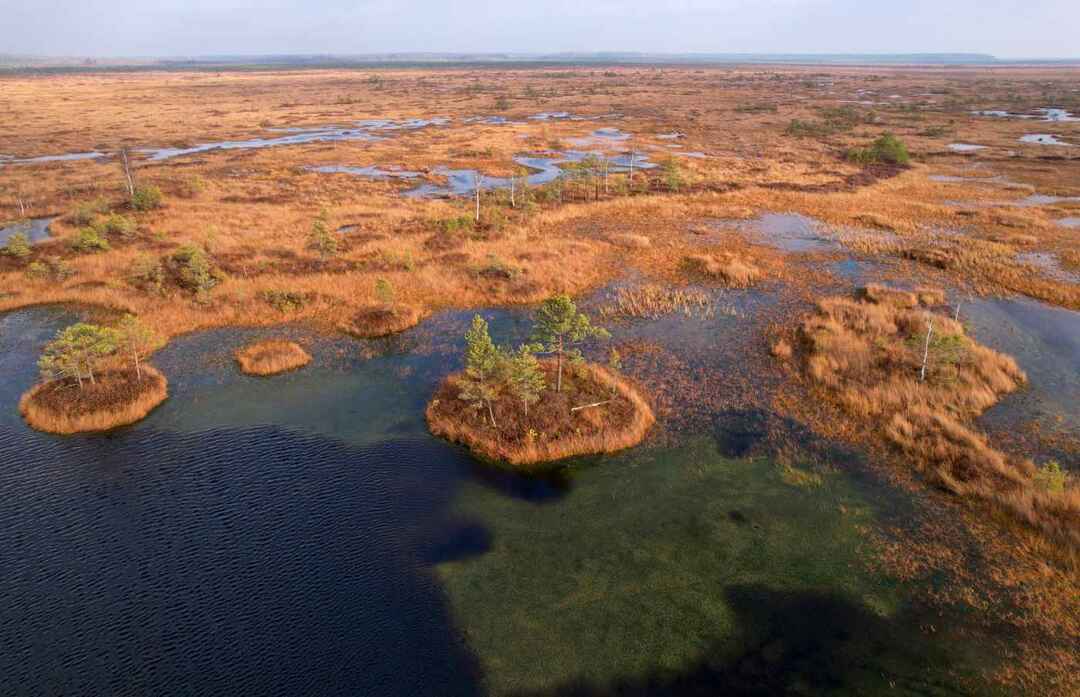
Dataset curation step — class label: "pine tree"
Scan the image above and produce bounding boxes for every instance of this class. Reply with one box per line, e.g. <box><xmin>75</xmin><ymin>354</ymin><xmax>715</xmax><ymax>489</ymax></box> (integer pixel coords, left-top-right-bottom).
<box><xmin>531</xmin><ymin>294</ymin><xmax>610</xmax><ymax>392</ymax></box>
<box><xmin>507</xmin><ymin>344</ymin><xmax>545</xmax><ymax>417</ymax></box>
<box><xmin>38</xmin><ymin>323</ymin><xmax>120</xmax><ymax>388</ymax></box>
<box><xmin>459</xmin><ymin>315</ymin><xmax>504</xmax><ymax>428</ymax></box>
<box><xmin>116</xmin><ymin>314</ymin><xmax>159</xmax><ymax>380</ymax></box>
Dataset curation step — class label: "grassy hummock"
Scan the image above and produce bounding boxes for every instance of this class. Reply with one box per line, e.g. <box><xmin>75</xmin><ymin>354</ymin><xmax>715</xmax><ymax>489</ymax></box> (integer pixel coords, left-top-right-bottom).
<box><xmin>235</xmin><ymin>339</ymin><xmax>312</xmax><ymax>376</ymax></box>
<box><xmin>19</xmin><ymin>366</ymin><xmax>168</xmax><ymax>434</ymax></box>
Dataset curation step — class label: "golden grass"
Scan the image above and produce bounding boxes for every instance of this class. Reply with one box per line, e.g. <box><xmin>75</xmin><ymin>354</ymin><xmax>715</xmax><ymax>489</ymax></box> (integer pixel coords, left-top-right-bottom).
<box><xmin>235</xmin><ymin>339</ymin><xmax>312</xmax><ymax>376</ymax></box>
<box><xmin>793</xmin><ymin>288</ymin><xmax>1078</xmax><ymax>544</ymax></box>
<box><xmin>426</xmin><ymin>361</ymin><xmax>654</xmax><ymax>469</ymax></box>
<box><xmin>682</xmin><ymin>252</ymin><xmax>763</xmax><ymax>288</ymax></box>
<box><xmin>599</xmin><ymin>284</ymin><xmax>712</xmax><ymax>319</ymax></box>
<box><xmin>19</xmin><ymin>366</ymin><xmax>168</xmax><ymax>434</ymax></box>
<box><xmin>341</xmin><ymin>305</ymin><xmax>425</xmax><ymax>338</ymax></box>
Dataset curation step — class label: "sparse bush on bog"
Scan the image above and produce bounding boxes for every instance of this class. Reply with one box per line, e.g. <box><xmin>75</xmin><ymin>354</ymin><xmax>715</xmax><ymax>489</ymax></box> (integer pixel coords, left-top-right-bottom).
<box><xmin>95</xmin><ymin>213</ymin><xmax>136</xmax><ymax>238</ymax></box>
<box><xmin>260</xmin><ymin>289</ymin><xmax>308</xmax><ymax>313</ymax></box>
<box><xmin>70</xmin><ymin>197</ymin><xmax>108</xmax><ymax>226</ymax></box>
<box><xmin>847</xmin><ymin>133</ymin><xmax>911</xmax><ymax>166</ymax></box>
<box><xmin>27</xmin><ymin>257</ymin><xmax>75</xmax><ymax>282</ymax></box>
<box><xmin>128</xmin><ymin>255</ymin><xmax>165</xmax><ymax>294</ymax></box>
<box><xmin>170</xmin><ymin>244</ymin><xmax>223</xmax><ymax>296</ymax></box>
<box><xmin>70</xmin><ymin>228</ymin><xmax>111</xmax><ymax>253</ymax></box>
<box><xmin>2</xmin><ymin>231</ymin><xmax>31</xmax><ymax>258</ymax></box>
<box><xmin>131</xmin><ymin>185</ymin><xmax>163</xmax><ymax>211</ymax></box>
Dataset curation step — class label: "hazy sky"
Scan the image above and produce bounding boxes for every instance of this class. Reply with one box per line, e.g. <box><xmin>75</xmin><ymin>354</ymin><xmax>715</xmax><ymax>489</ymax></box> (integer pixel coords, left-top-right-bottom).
<box><xmin>3</xmin><ymin>0</ymin><xmax>1077</xmax><ymax>59</ymax></box>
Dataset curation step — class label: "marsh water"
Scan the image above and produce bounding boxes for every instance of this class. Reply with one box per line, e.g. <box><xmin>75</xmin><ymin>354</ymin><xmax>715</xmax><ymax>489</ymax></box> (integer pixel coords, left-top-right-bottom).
<box><xmin>1</xmin><ymin>276</ymin><xmax>1041</xmax><ymax>696</ymax></box>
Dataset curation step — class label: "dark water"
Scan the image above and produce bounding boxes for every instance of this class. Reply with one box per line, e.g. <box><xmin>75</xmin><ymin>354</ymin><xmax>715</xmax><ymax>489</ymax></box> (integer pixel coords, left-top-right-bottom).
<box><xmin>0</xmin><ymin>301</ymin><xmax>1007</xmax><ymax>696</ymax></box>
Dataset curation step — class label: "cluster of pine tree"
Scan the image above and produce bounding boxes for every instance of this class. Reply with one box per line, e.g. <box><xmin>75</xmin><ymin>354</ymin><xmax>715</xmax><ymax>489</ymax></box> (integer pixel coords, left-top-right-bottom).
<box><xmin>459</xmin><ymin>294</ymin><xmax>609</xmax><ymax>428</ymax></box>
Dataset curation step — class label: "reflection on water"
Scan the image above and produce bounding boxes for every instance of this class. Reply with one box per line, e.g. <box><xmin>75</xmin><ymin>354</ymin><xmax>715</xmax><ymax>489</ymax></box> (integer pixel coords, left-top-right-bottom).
<box><xmin>0</xmin><ymin>217</ymin><xmax>55</xmax><ymax>245</ymax></box>
<box><xmin>1020</xmin><ymin>134</ymin><xmax>1073</xmax><ymax>146</ymax></box>
<box><xmin>0</xmin><ymin>301</ymin><xmax>1012</xmax><ymax>696</ymax></box>
<box><xmin>316</xmin><ymin>150</ymin><xmax>657</xmax><ymax>199</ymax></box>
<box><xmin>966</xmin><ymin>296</ymin><xmax>1080</xmax><ymax>439</ymax></box>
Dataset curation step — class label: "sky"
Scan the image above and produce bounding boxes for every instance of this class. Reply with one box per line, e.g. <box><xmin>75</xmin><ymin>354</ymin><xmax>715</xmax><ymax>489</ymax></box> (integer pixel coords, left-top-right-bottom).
<box><xmin>3</xmin><ymin>0</ymin><xmax>1077</xmax><ymax>59</ymax></box>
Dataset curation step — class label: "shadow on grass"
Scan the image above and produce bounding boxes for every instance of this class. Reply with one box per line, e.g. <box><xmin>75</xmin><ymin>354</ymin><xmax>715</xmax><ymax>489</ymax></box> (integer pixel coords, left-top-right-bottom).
<box><xmin>515</xmin><ymin>584</ymin><xmax>973</xmax><ymax>697</ymax></box>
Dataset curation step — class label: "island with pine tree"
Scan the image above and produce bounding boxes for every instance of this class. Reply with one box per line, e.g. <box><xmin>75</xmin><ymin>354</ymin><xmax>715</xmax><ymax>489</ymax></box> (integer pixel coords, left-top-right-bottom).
<box><xmin>426</xmin><ymin>294</ymin><xmax>655</xmax><ymax>468</ymax></box>
<box><xmin>19</xmin><ymin>315</ymin><xmax>169</xmax><ymax>434</ymax></box>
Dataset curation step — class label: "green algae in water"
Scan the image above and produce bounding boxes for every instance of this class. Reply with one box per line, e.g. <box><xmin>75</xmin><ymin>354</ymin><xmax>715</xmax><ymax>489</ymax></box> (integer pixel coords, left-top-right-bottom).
<box><xmin>438</xmin><ymin>436</ymin><xmax>988</xmax><ymax>695</ymax></box>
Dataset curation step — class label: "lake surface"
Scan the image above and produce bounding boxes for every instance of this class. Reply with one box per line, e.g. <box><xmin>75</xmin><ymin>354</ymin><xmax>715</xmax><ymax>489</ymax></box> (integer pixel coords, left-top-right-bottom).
<box><xmin>0</xmin><ymin>296</ymin><xmax>1017</xmax><ymax>696</ymax></box>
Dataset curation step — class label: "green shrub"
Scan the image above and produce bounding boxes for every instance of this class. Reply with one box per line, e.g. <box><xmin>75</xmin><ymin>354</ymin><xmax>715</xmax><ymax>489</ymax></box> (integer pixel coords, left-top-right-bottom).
<box><xmin>661</xmin><ymin>158</ymin><xmax>685</xmax><ymax>192</ymax></box>
<box><xmin>96</xmin><ymin>213</ymin><xmax>137</xmax><ymax>237</ymax></box>
<box><xmin>260</xmin><ymin>289</ymin><xmax>308</xmax><ymax>313</ymax></box>
<box><xmin>70</xmin><ymin>228</ymin><xmax>111</xmax><ymax>253</ymax></box>
<box><xmin>1034</xmin><ymin>461</ymin><xmax>1068</xmax><ymax>494</ymax></box>
<box><xmin>26</xmin><ymin>261</ymin><xmax>50</xmax><ymax>280</ymax></box>
<box><xmin>441</xmin><ymin>216</ymin><xmax>476</xmax><ymax>234</ymax></box>
<box><xmin>179</xmin><ymin>175</ymin><xmax>207</xmax><ymax>198</ymax></box>
<box><xmin>307</xmin><ymin>218</ymin><xmax>339</xmax><ymax>259</ymax></box>
<box><xmin>374</xmin><ymin>278</ymin><xmax>395</xmax><ymax>306</ymax></box>
<box><xmin>128</xmin><ymin>255</ymin><xmax>165</xmax><ymax>294</ymax></box>
<box><xmin>171</xmin><ymin>244</ymin><xmax>222</xmax><ymax>295</ymax></box>
<box><xmin>26</xmin><ymin>257</ymin><xmax>76</xmax><ymax>282</ymax></box>
<box><xmin>847</xmin><ymin>133</ymin><xmax>911</xmax><ymax>166</ymax></box>
<box><xmin>70</xmin><ymin>197</ymin><xmax>108</xmax><ymax>226</ymax></box>
<box><xmin>131</xmin><ymin>185</ymin><xmax>163</xmax><ymax>211</ymax></box>
<box><xmin>2</xmin><ymin>231</ymin><xmax>32</xmax><ymax>258</ymax></box>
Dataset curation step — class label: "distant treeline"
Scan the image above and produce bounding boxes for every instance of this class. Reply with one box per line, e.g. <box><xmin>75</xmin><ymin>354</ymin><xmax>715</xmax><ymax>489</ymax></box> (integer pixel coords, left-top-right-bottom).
<box><xmin>3</xmin><ymin>52</ymin><xmax>1080</xmax><ymax>75</ymax></box>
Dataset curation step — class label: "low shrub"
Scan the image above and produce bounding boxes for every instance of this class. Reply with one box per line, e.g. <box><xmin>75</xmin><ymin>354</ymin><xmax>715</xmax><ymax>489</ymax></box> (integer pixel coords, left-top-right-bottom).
<box><xmin>169</xmin><ymin>244</ymin><xmax>223</xmax><ymax>295</ymax></box>
<box><xmin>260</xmin><ymin>289</ymin><xmax>308</xmax><ymax>313</ymax></box>
<box><xmin>70</xmin><ymin>228</ymin><xmax>111</xmax><ymax>253</ymax></box>
<box><xmin>131</xmin><ymin>185</ymin><xmax>163</xmax><ymax>211</ymax></box>
<box><xmin>127</xmin><ymin>255</ymin><xmax>165</xmax><ymax>294</ymax></box>
<box><xmin>2</xmin><ymin>231</ymin><xmax>31</xmax><ymax>258</ymax></box>
<box><xmin>847</xmin><ymin>133</ymin><xmax>911</xmax><ymax>166</ymax></box>
<box><xmin>70</xmin><ymin>197</ymin><xmax>108</xmax><ymax>226</ymax></box>
<box><xmin>95</xmin><ymin>213</ymin><xmax>137</xmax><ymax>238</ymax></box>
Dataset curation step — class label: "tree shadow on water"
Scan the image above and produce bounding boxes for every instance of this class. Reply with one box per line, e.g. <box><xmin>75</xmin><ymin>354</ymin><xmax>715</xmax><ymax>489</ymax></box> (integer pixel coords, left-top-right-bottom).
<box><xmin>516</xmin><ymin>584</ymin><xmax>974</xmax><ymax>697</ymax></box>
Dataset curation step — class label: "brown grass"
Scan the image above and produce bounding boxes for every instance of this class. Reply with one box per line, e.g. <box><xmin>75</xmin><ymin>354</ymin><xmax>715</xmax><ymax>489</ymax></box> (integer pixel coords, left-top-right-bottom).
<box><xmin>342</xmin><ymin>305</ymin><xmax>424</xmax><ymax>338</ymax></box>
<box><xmin>235</xmin><ymin>340</ymin><xmax>312</xmax><ymax>376</ymax></box>
<box><xmin>19</xmin><ymin>366</ymin><xmax>168</xmax><ymax>434</ymax></box>
<box><xmin>682</xmin><ymin>252</ymin><xmax>763</xmax><ymax>288</ymax></box>
<box><xmin>426</xmin><ymin>361</ymin><xmax>654</xmax><ymax>469</ymax></box>
<box><xmin>599</xmin><ymin>284</ymin><xmax>712</xmax><ymax>319</ymax></box>
<box><xmin>793</xmin><ymin>287</ymin><xmax>1079</xmax><ymax>544</ymax></box>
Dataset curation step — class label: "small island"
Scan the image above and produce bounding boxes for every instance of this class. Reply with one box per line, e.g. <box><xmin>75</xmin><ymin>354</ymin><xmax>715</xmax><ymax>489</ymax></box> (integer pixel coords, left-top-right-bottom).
<box><xmin>19</xmin><ymin>316</ymin><xmax>168</xmax><ymax>434</ymax></box>
<box><xmin>426</xmin><ymin>295</ymin><xmax>654</xmax><ymax>468</ymax></box>
<box><xmin>235</xmin><ymin>339</ymin><xmax>312</xmax><ymax>376</ymax></box>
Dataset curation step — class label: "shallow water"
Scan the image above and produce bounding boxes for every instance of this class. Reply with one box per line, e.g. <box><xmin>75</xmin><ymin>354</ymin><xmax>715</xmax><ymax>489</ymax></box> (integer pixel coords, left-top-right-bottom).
<box><xmin>973</xmin><ymin>107</ymin><xmax>1079</xmax><ymax>122</ymax></box>
<box><xmin>966</xmin><ymin>296</ymin><xmax>1080</xmax><ymax>439</ymax></box>
<box><xmin>2</xmin><ymin>114</ymin><xmax>608</xmax><ymax>166</ymax></box>
<box><xmin>1</xmin><ymin>151</ymin><xmax>107</xmax><ymax>166</ymax></box>
<box><xmin>743</xmin><ymin>213</ymin><xmax>842</xmax><ymax>252</ymax></box>
<box><xmin>0</xmin><ymin>299</ymin><xmax>1007</xmax><ymax>696</ymax></box>
<box><xmin>1058</xmin><ymin>217</ymin><xmax>1080</xmax><ymax>228</ymax></box>
<box><xmin>0</xmin><ymin>217</ymin><xmax>55</xmax><ymax>245</ymax></box>
<box><xmin>317</xmin><ymin>151</ymin><xmax>658</xmax><ymax>199</ymax></box>
<box><xmin>948</xmin><ymin>143</ymin><xmax>987</xmax><ymax>153</ymax></box>
<box><xmin>1020</xmin><ymin>134</ymin><xmax>1074</xmax><ymax>146</ymax></box>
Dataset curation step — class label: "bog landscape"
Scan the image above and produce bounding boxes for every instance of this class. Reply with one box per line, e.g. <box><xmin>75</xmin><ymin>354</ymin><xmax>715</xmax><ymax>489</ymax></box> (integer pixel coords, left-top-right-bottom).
<box><xmin>1</xmin><ymin>59</ymin><xmax>1078</xmax><ymax>696</ymax></box>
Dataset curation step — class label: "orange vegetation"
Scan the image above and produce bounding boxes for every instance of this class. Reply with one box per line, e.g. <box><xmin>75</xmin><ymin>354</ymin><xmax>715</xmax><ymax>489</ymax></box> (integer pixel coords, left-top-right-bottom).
<box><xmin>426</xmin><ymin>361</ymin><xmax>654</xmax><ymax>469</ymax></box>
<box><xmin>19</xmin><ymin>366</ymin><xmax>168</xmax><ymax>434</ymax></box>
<box><xmin>235</xmin><ymin>340</ymin><xmax>312</xmax><ymax>376</ymax></box>
<box><xmin>795</xmin><ymin>285</ymin><xmax>1078</xmax><ymax>543</ymax></box>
